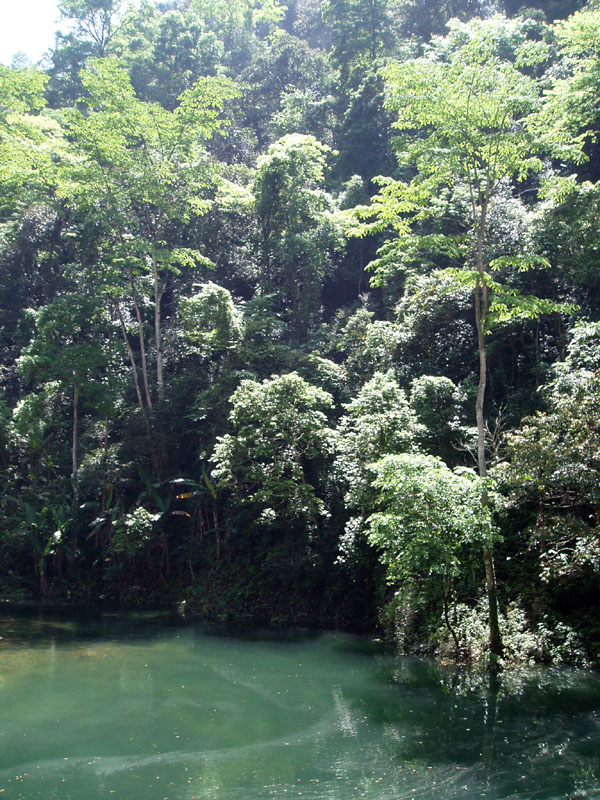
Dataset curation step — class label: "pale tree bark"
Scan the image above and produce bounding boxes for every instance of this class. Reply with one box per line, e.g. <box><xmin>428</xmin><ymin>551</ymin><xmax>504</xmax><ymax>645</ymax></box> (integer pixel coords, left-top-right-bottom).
<box><xmin>474</xmin><ymin>199</ymin><xmax>503</xmax><ymax>665</ymax></box>
<box><xmin>153</xmin><ymin>251</ymin><xmax>166</xmax><ymax>403</ymax></box>
<box><xmin>111</xmin><ymin>297</ymin><xmax>151</xmax><ymax>435</ymax></box>
<box><xmin>128</xmin><ymin>269</ymin><xmax>153</xmax><ymax>412</ymax></box>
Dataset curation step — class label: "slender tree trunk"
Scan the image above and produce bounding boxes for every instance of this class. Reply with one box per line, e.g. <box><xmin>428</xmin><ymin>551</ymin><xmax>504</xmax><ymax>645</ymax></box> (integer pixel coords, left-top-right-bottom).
<box><xmin>103</xmin><ymin>412</ymin><xmax>109</xmax><ymax>466</ymax></box>
<box><xmin>153</xmin><ymin>252</ymin><xmax>165</xmax><ymax>403</ymax></box>
<box><xmin>368</xmin><ymin>0</ymin><xmax>377</xmax><ymax>61</ymax></box>
<box><xmin>483</xmin><ymin>543</ymin><xmax>502</xmax><ymax>659</ymax></box>
<box><xmin>72</xmin><ymin>382</ymin><xmax>79</xmax><ymax>505</ymax></box>
<box><xmin>129</xmin><ymin>270</ymin><xmax>153</xmax><ymax>412</ymax></box>
<box><xmin>474</xmin><ymin>214</ymin><xmax>503</xmax><ymax>666</ymax></box>
<box><xmin>475</xmin><ymin>290</ymin><xmax>487</xmax><ymax>477</ymax></box>
<box><xmin>111</xmin><ymin>298</ymin><xmax>151</xmax><ymax>435</ymax></box>
<box><xmin>151</xmin><ymin>254</ymin><xmax>168</xmax><ymax>476</ymax></box>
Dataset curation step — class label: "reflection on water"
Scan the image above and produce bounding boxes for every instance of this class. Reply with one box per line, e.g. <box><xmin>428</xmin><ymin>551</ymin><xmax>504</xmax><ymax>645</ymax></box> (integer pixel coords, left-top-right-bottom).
<box><xmin>0</xmin><ymin>607</ymin><xmax>598</xmax><ymax>800</ymax></box>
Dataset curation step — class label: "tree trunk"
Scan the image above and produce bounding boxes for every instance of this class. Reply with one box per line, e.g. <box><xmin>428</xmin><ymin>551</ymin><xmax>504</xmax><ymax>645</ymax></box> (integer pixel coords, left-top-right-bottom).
<box><xmin>151</xmin><ymin>253</ymin><xmax>168</xmax><ymax>477</ymax></box>
<box><xmin>474</xmin><ymin>213</ymin><xmax>503</xmax><ymax>666</ymax></box>
<box><xmin>153</xmin><ymin>251</ymin><xmax>165</xmax><ymax>403</ymax></box>
<box><xmin>129</xmin><ymin>270</ymin><xmax>153</xmax><ymax>412</ymax></box>
<box><xmin>213</xmin><ymin>501</ymin><xmax>220</xmax><ymax>562</ymax></box>
<box><xmin>72</xmin><ymin>382</ymin><xmax>79</xmax><ymax>505</ymax></box>
<box><xmin>111</xmin><ymin>297</ymin><xmax>151</xmax><ymax>435</ymax></box>
<box><xmin>483</xmin><ymin>543</ymin><xmax>502</xmax><ymax>659</ymax></box>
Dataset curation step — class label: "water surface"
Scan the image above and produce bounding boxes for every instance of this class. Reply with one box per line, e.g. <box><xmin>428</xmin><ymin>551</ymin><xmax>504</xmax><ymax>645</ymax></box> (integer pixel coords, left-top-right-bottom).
<box><xmin>0</xmin><ymin>609</ymin><xmax>598</xmax><ymax>799</ymax></box>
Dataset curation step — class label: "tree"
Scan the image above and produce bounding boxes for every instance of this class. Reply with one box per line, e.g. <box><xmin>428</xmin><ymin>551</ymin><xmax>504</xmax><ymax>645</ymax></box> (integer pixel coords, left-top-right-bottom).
<box><xmin>335</xmin><ymin>307</ymin><xmax>403</xmax><ymax>385</ymax></box>
<box><xmin>253</xmin><ymin>134</ymin><xmax>344</xmax><ymax>337</ymax></box>
<box><xmin>366</xmin><ymin>453</ymin><xmax>497</xmax><ymax>658</ymax></box>
<box><xmin>212</xmin><ymin>373</ymin><xmax>334</xmax><ymax>533</ymax></box>
<box><xmin>173</xmin><ymin>282</ymin><xmax>246</xmax><ymax>462</ymax></box>
<box><xmin>334</xmin><ymin>370</ymin><xmax>420</xmax><ymax>562</ymax></box>
<box><xmin>410</xmin><ymin>375</ymin><xmax>472</xmax><ymax>465</ymax></box>
<box><xmin>179</xmin><ymin>282</ymin><xmax>244</xmax><ymax>358</ymax></box>
<box><xmin>531</xmin><ymin>178</ymin><xmax>600</xmax><ymax>319</ymax></box>
<box><xmin>503</xmin><ymin>0</ymin><xmax>586</xmax><ymax>24</ymax></box>
<box><xmin>241</xmin><ymin>30</ymin><xmax>336</xmax><ymax>149</ymax></box>
<box><xmin>0</xmin><ymin>67</ymin><xmax>69</xmax><ymax>373</ymax></box>
<box><xmin>361</xmin><ymin>17</ymin><xmax>569</xmax><ymax>662</ymax></box>
<box><xmin>61</xmin><ymin>57</ymin><xmax>237</xmax><ymax>439</ymax></box>
<box><xmin>58</xmin><ymin>0</ymin><xmax>123</xmax><ymax>56</ymax></box>
<box><xmin>112</xmin><ymin>4</ymin><xmax>224</xmax><ymax>109</ymax></box>
<box><xmin>393</xmin><ymin>271</ymin><xmax>477</xmax><ymax>385</ymax></box>
<box><xmin>393</xmin><ymin>0</ymin><xmax>492</xmax><ymax>41</ymax></box>
<box><xmin>0</xmin><ymin>65</ymin><xmax>47</xmax><ymax>117</ymax></box>
<box><xmin>9</xmin><ymin>380</ymin><xmax>81</xmax><ymax>595</ymax></box>
<box><xmin>335</xmin><ymin>371</ymin><xmax>419</xmax><ymax>513</ymax></box>
<box><xmin>18</xmin><ymin>294</ymin><xmax>117</xmax><ymax>503</ymax></box>
<box><xmin>189</xmin><ymin>0</ymin><xmax>287</xmax><ymax>37</ymax></box>
<box><xmin>537</xmin><ymin>9</ymin><xmax>600</xmax><ymax>178</ymax></box>
<box><xmin>47</xmin><ymin>0</ymin><xmax>123</xmax><ymax>106</ymax></box>
<box><xmin>322</xmin><ymin>0</ymin><xmax>393</xmax><ymax>81</ymax></box>
<box><xmin>0</xmin><ymin>65</ymin><xmax>62</xmax><ymax>216</ymax></box>
<box><xmin>334</xmin><ymin>68</ymin><xmax>397</xmax><ymax>183</ymax></box>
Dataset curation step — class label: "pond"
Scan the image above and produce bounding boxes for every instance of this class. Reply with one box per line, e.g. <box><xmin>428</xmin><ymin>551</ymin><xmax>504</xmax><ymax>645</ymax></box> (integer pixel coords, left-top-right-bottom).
<box><xmin>0</xmin><ymin>607</ymin><xmax>599</xmax><ymax>800</ymax></box>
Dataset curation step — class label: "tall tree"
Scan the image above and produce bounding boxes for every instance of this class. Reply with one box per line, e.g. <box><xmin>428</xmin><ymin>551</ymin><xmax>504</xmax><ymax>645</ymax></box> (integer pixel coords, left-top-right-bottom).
<box><xmin>0</xmin><ymin>65</ymin><xmax>57</xmax><ymax>213</ymax></box>
<box><xmin>189</xmin><ymin>0</ymin><xmax>287</xmax><ymax>36</ymax></box>
<box><xmin>18</xmin><ymin>294</ymin><xmax>115</xmax><ymax>503</ymax></box>
<box><xmin>500</xmin><ymin>321</ymin><xmax>600</xmax><ymax>586</ymax></box>
<box><xmin>503</xmin><ymin>0</ymin><xmax>585</xmax><ymax>23</ymax></box>
<box><xmin>322</xmin><ymin>0</ymin><xmax>393</xmax><ymax>81</ymax></box>
<box><xmin>112</xmin><ymin>4</ymin><xmax>223</xmax><ymax>109</ymax></box>
<box><xmin>61</xmin><ymin>58</ymin><xmax>237</xmax><ymax>436</ymax></box>
<box><xmin>393</xmin><ymin>0</ymin><xmax>491</xmax><ymax>41</ymax></box>
<box><xmin>537</xmin><ymin>8</ymin><xmax>600</xmax><ymax>179</ymax></box>
<box><xmin>334</xmin><ymin>371</ymin><xmax>420</xmax><ymax>561</ymax></box>
<box><xmin>0</xmin><ymin>66</ymin><xmax>67</xmax><ymax>362</ymax></box>
<box><xmin>360</xmin><ymin>17</ymin><xmax>569</xmax><ymax>663</ymax></box>
<box><xmin>58</xmin><ymin>0</ymin><xmax>123</xmax><ymax>56</ymax></box>
<box><xmin>47</xmin><ymin>0</ymin><xmax>123</xmax><ymax>106</ymax></box>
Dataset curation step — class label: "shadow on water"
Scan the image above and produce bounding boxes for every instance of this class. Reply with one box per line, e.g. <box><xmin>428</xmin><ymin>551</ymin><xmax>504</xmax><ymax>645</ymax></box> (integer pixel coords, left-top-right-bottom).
<box><xmin>1</xmin><ymin>602</ymin><xmax>386</xmax><ymax>651</ymax></box>
<box><xmin>348</xmin><ymin>655</ymin><xmax>600</xmax><ymax>798</ymax></box>
<box><xmin>0</xmin><ymin>601</ymin><xmax>185</xmax><ymax>645</ymax></box>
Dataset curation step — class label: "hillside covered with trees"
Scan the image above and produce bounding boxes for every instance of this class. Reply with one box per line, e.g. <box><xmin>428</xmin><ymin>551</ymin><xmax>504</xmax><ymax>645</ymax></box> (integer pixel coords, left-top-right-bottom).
<box><xmin>1</xmin><ymin>0</ymin><xmax>599</xmax><ymax>668</ymax></box>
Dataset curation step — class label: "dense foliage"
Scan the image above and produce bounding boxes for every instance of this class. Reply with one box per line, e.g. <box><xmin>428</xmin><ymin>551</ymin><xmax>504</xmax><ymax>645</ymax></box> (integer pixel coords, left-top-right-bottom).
<box><xmin>1</xmin><ymin>0</ymin><xmax>599</xmax><ymax>667</ymax></box>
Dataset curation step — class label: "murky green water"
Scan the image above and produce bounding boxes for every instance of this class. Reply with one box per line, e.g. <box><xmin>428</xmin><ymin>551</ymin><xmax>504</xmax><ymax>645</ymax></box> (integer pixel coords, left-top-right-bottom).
<box><xmin>0</xmin><ymin>609</ymin><xmax>599</xmax><ymax>800</ymax></box>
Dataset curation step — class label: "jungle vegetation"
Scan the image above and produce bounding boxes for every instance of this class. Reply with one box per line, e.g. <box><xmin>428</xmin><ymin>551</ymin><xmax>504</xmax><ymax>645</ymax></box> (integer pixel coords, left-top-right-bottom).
<box><xmin>1</xmin><ymin>0</ymin><xmax>599</xmax><ymax>668</ymax></box>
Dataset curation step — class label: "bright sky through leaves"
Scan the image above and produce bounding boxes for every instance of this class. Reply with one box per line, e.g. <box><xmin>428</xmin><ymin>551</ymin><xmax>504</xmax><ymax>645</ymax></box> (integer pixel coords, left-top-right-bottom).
<box><xmin>0</xmin><ymin>0</ymin><xmax>61</xmax><ymax>65</ymax></box>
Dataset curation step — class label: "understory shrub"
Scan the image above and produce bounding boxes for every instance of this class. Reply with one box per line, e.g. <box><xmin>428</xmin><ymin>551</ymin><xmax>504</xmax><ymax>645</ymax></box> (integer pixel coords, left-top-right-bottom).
<box><xmin>435</xmin><ymin>599</ymin><xmax>589</xmax><ymax>668</ymax></box>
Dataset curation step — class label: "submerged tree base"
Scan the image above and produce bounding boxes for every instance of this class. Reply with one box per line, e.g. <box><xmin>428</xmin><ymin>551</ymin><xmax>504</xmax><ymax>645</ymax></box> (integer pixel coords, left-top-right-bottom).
<box><xmin>383</xmin><ymin>590</ymin><xmax>594</xmax><ymax>669</ymax></box>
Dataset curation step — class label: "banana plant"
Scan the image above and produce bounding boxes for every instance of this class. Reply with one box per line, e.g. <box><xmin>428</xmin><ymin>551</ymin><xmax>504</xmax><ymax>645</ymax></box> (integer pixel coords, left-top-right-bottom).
<box><xmin>23</xmin><ymin>502</ymin><xmax>73</xmax><ymax>596</ymax></box>
<box><xmin>170</xmin><ymin>467</ymin><xmax>222</xmax><ymax>564</ymax></box>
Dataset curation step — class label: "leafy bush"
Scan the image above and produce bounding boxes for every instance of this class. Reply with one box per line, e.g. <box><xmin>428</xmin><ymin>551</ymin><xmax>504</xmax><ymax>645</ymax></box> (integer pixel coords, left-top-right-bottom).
<box><xmin>435</xmin><ymin>599</ymin><xmax>589</xmax><ymax>667</ymax></box>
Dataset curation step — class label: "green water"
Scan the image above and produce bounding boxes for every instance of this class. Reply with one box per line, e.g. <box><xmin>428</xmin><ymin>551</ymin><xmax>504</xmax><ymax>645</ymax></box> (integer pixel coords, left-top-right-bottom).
<box><xmin>0</xmin><ymin>610</ymin><xmax>599</xmax><ymax>800</ymax></box>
